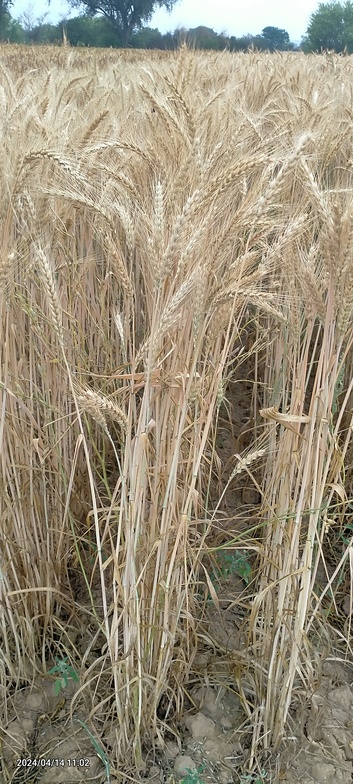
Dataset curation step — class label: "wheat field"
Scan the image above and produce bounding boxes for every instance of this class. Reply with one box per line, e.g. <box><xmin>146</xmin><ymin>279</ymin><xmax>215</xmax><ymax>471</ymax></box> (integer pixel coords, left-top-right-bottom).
<box><xmin>1</xmin><ymin>43</ymin><xmax>353</xmax><ymax>780</ymax></box>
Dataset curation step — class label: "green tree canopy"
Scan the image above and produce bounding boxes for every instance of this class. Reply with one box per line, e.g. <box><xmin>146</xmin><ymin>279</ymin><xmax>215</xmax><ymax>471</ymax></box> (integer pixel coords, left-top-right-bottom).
<box><xmin>187</xmin><ymin>26</ymin><xmax>227</xmax><ymax>50</ymax></box>
<box><xmin>260</xmin><ymin>26</ymin><xmax>291</xmax><ymax>50</ymax></box>
<box><xmin>66</xmin><ymin>0</ymin><xmax>180</xmax><ymax>45</ymax></box>
<box><xmin>131</xmin><ymin>25</ymin><xmax>164</xmax><ymax>47</ymax></box>
<box><xmin>303</xmin><ymin>1</ymin><xmax>353</xmax><ymax>52</ymax></box>
<box><xmin>0</xmin><ymin>0</ymin><xmax>13</xmax><ymax>39</ymax></box>
<box><xmin>65</xmin><ymin>14</ymin><xmax>121</xmax><ymax>45</ymax></box>
<box><xmin>1</xmin><ymin>10</ymin><xmax>24</xmax><ymax>40</ymax></box>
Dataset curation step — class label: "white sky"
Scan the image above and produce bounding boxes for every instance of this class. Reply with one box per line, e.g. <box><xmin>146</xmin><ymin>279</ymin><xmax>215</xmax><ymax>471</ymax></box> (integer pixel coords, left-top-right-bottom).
<box><xmin>11</xmin><ymin>0</ymin><xmax>320</xmax><ymax>42</ymax></box>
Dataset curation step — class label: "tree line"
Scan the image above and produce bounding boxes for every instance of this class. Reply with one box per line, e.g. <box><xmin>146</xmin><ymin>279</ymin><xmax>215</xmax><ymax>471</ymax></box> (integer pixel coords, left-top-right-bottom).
<box><xmin>0</xmin><ymin>14</ymin><xmax>295</xmax><ymax>50</ymax></box>
<box><xmin>0</xmin><ymin>0</ymin><xmax>352</xmax><ymax>52</ymax></box>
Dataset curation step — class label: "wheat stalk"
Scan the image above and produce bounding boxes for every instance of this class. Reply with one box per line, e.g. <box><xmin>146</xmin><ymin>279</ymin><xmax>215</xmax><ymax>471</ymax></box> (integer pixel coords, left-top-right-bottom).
<box><xmin>4</xmin><ymin>46</ymin><xmax>353</xmax><ymax>777</ymax></box>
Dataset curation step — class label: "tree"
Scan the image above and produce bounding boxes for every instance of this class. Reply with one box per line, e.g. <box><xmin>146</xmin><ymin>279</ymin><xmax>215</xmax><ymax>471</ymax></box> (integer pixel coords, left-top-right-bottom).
<box><xmin>131</xmin><ymin>25</ymin><xmax>164</xmax><ymax>48</ymax></box>
<box><xmin>1</xmin><ymin>10</ymin><xmax>24</xmax><ymax>41</ymax></box>
<box><xmin>18</xmin><ymin>5</ymin><xmax>49</xmax><ymax>42</ymax></box>
<box><xmin>66</xmin><ymin>0</ymin><xmax>181</xmax><ymax>46</ymax></box>
<box><xmin>229</xmin><ymin>34</ymin><xmax>253</xmax><ymax>51</ymax></box>
<box><xmin>65</xmin><ymin>14</ymin><xmax>121</xmax><ymax>46</ymax></box>
<box><xmin>260</xmin><ymin>25</ymin><xmax>291</xmax><ymax>50</ymax></box>
<box><xmin>304</xmin><ymin>1</ymin><xmax>353</xmax><ymax>53</ymax></box>
<box><xmin>28</xmin><ymin>21</ymin><xmax>61</xmax><ymax>43</ymax></box>
<box><xmin>0</xmin><ymin>0</ymin><xmax>13</xmax><ymax>39</ymax></box>
<box><xmin>188</xmin><ymin>26</ymin><xmax>224</xmax><ymax>50</ymax></box>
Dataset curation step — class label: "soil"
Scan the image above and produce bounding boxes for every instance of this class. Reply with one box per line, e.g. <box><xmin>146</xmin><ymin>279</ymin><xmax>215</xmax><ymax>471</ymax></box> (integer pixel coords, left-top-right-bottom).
<box><xmin>2</xmin><ymin>378</ymin><xmax>353</xmax><ymax>784</ymax></box>
<box><xmin>2</xmin><ymin>642</ymin><xmax>353</xmax><ymax>784</ymax></box>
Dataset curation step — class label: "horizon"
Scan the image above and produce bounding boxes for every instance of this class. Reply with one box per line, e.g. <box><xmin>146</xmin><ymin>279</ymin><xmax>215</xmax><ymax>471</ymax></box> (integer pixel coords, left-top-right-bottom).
<box><xmin>10</xmin><ymin>0</ymin><xmax>320</xmax><ymax>42</ymax></box>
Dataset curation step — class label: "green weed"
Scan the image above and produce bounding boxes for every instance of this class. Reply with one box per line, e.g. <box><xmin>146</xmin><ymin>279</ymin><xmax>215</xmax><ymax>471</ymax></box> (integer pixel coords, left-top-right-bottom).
<box><xmin>239</xmin><ymin>770</ymin><xmax>269</xmax><ymax>783</ymax></box>
<box><xmin>180</xmin><ymin>765</ymin><xmax>206</xmax><ymax>784</ymax></box>
<box><xmin>213</xmin><ymin>551</ymin><xmax>252</xmax><ymax>585</ymax></box>
<box><xmin>48</xmin><ymin>656</ymin><xmax>79</xmax><ymax>696</ymax></box>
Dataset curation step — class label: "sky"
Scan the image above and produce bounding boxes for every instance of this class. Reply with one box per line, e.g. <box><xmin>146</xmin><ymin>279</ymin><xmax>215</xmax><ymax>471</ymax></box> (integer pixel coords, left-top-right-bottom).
<box><xmin>10</xmin><ymin>0</ymin><xmax>320</xmax><ymax>43</ymax></box>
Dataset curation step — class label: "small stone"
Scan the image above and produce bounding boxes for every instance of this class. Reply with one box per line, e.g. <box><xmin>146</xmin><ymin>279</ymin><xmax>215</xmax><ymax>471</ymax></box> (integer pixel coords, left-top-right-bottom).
<box><xmin>174</xmin><ymin>755</ymin><xmax>197</xmax><ymax>776</ymax></box>
<box><xmin>310</xmin><ymin>762</ymin><xmax>336</xmax><ymax>779</ymax></box>
<box><xmin>186</xmin><ymin>741</ymin><xmax>202</xmax><ymax>761</ymax></box>
<box><xmin>186</xmin><ymin>712</ymin><xmax>217</xmax><ymax>741</ymax></box>
<box><xmin>203</xmin><ymin>739</ymin><xmax>222</xmax><ymax>761</ymax></box>
<box><xmin>165</xmin><ymin>741</ymin><xmax>179</xmax><ymax>759</ymax></box>
<box><xmin>148</xmin><ymin>764</ymin><xmax>161</xmax><ymax>780</ymax></box>
<box><xmin>219</xmin><ymin>771</ymin><xmax>233</xmax><ymax>784</ymax></box>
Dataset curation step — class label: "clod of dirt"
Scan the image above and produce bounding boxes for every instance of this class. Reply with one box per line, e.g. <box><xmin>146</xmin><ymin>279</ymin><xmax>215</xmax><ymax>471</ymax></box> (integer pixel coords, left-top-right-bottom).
<box><xmin>218</xmin><ymin>772</ymin><xmax>234</xmax><ymax>784</ymax></box>
<box><xmin>173</xmin><ymin>754</ymin><xmax>197</xmax><ymax>775</ymax></box>
<box><xmin>147</xmin><ymin>764</ymin><xmax>162</xmax><ymax>780</ymax></box>
<box><xmin>2</xmin><ymin>678</ymin><xmax>103</xmax><ymax>784</ymax></box>
<box><xmin>279</xmin><ymin>674</ymin><xmax>353</xmax><ymax>784</ymax></box>
<box><xmin>192</xmin><ymin>686</ymin><xmax>226</xmax><ymax>723</ymax></box>
<box><xmin>164</xmin><ymin>740</ymin><xmax>180</xmax><ymax>759</ymax></box>
<box><xmin>185</xmin><ymin>712</ymin><xmax>217</xmax><ymax>740</ymax></box>
<box><xmin>310</xmin><ymin>762</ymin><xmax>336</xmax><ymax>780</ymax></box>
<box><xmin>202</xmin><ymin>736</ymin><xmax>234</xmax><ymax>763</ymax></box>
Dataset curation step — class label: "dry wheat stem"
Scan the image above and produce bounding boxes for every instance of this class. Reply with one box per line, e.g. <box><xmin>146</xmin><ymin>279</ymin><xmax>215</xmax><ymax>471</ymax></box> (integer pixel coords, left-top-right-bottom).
<box><xmin>3</xmin><ymin>47</ymin><xmax>353</xmax><ymax>772</ymax></box>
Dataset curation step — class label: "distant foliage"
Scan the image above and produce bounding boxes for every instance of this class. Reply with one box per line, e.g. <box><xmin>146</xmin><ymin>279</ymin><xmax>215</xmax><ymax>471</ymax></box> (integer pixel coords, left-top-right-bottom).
<box><xmin>67</xmin><ymin>0</ymin><xmax>180</xmax><ymax>46</ymax></box>
<box><xmin>0</xmin><ymin>0</ymin><xmax>25</xmax><ymax>42</ymax></box>
<box><xmin>5</xmin><ymin>10</ymin><xmax>297</xmax><ymax>50</ymax></box>
<box><xmin>303</xmin><ymin>0</ymin><xmax>353</xmax><ymax>53</ymax></box>
<box><xmin>65</xmin><ymin>15</ymin><xmax>122</xmax><ymax>47</ymax></box>
<box><xmin>0</xmin><ymin>10</ymin><xmax>23</xmax><ymax>41</ymax></box>
<box><xmin>186</xmin><ymin>26</ymin><xmax>229</xmax><ymax>50</ymax></box>
<box><xmin>131</xmin><ymin>26</ymin><xmax>165</xmax><ymax>48</ymax></box>
<box><xmin>229</xmin><ymin>27</ymin><xmax>294</xmax><ymax>52</ymax></box>
<box><xmin>260</xmin><ymin>26</ymin><xmax>292</xmax><ymax>51</ymax></box>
